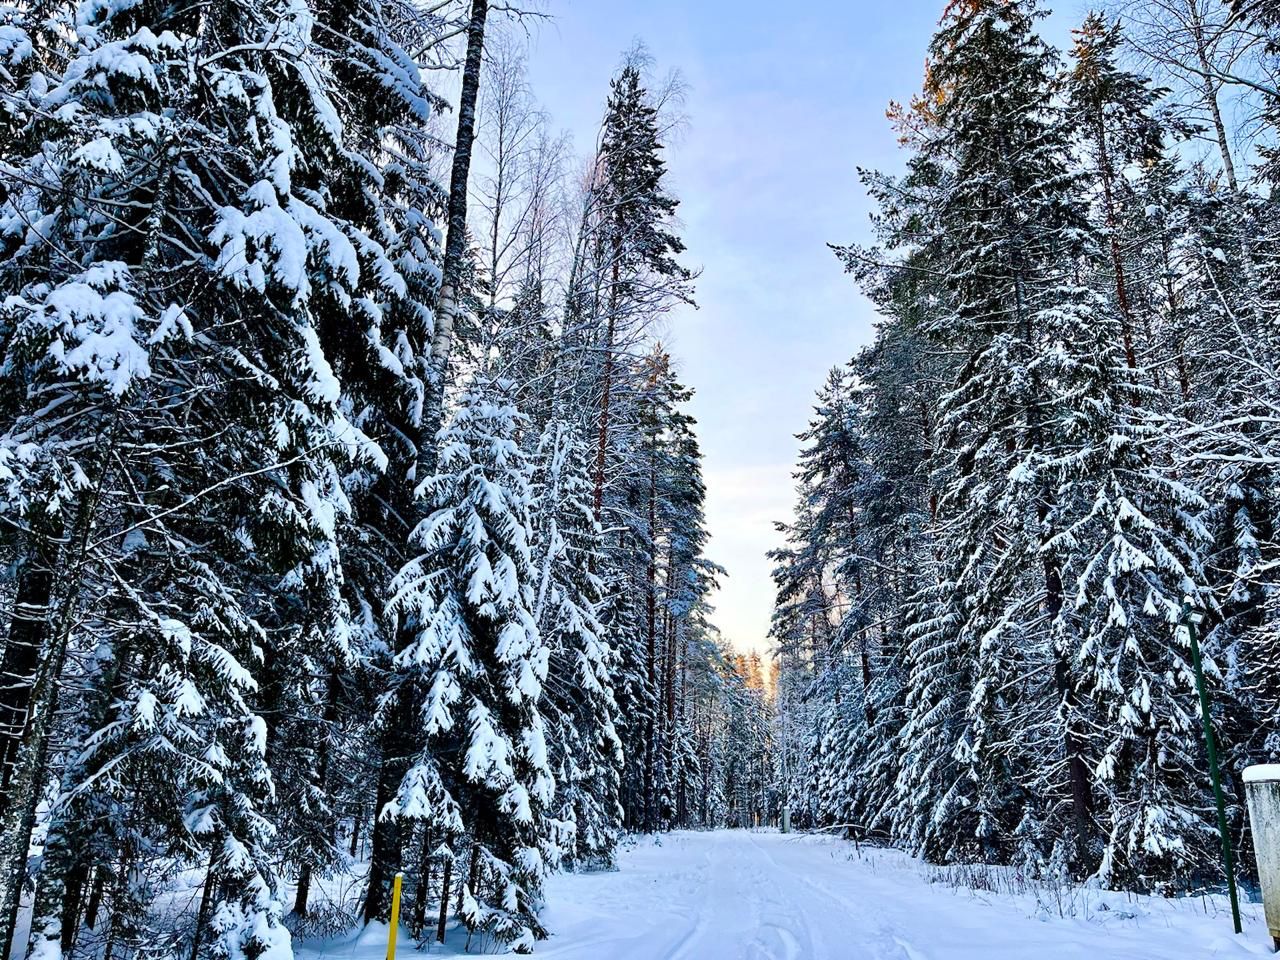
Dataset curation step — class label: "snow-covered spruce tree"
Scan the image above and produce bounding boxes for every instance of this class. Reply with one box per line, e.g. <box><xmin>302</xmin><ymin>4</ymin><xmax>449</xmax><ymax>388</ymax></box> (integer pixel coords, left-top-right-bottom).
<box><xmin>769</xmin><ymin>368</ymin><xmax>867</xmax><ymax>831</ymax></box>
<box><xmin>1167</xmin><ymin>146</ymin><xmax>1280</xmax><ymax>789</ymax></box>
<box><xmin>0</xmin><ymin>0</ymin><xmax>444</xmax><ymax>947</ymax></box>
<box><xmin>1043</xmin><ymin>287</ymin><xmax>1220</xmax><ymax>889</ymax></box>
<box><xmin>1055</xmin><ymin>15</ymin><xmax>1229</xmax><ymax>887</ymax></box>
<box><xmin>822</xmin><ymin>94</ymin><xmax>956</xmax><ymax>852</ymax></box>
<box><xmin>814</xmin><ymin>366</ymin><xmax>907</xmax><ymax>833</ymax></box>
<box><xmin>290</xmin><ymin>0</ymin><xmax>448</xmax><ymax>925</ymax></box>
<box><xmin>785</xmin><ymin>0</ymin><xmax>1241</xmax><ymax>889</ymax></box>
<box><xmin>595</xmin><ymin>556</ymin><xmax>652</xmax><ymax>830</ymax></box>
<box><xmin>892</xmin><ymin>568</ymin><xmax>975</xmax><ymax>859</ymax></box>
<box><xmin>530</xmin><ymin>417</ymin><xmax>623</xmax><ymax>868</ymax></box>
<box><xmin>851</xmin><ymin>311</ymin><xmax>939</xmax><ymax>839</ymax></box>
<box><xmin>620</xmin><ymin>370</ymin><xmax>671</xmax><ymax>832</ymax></box>
<box><xmin>768</xmin><ymin>504</ymin><xmax>839</xmax><ymax>830</ymax></box>
<box><xmin>601</xmin><ymin>349</ymin><xmax>665</xmax><ymax>832</ymax></box>
<box><xmin>870</xmin><ymin>0</ymin><xmax>1088</xmax><ymax>865</ymax></box>
<box><xmin>358</xmin><ymin>4</ymin><xmax>509</xmax><ymax>922</ymax></box>
<box><xmin>720</xmin><ymin>654</ymin><xmax>774</xmax><ymax>827</ymax></box>
<box><xmin>863</xmin><ymin>0</ymin><xmax>1224</xmax><ymax>881</ymax></box>
<box><xmin>388</xmin><ymin>377</ymin><xmax>554</xmax><ymax>951</ymax></box>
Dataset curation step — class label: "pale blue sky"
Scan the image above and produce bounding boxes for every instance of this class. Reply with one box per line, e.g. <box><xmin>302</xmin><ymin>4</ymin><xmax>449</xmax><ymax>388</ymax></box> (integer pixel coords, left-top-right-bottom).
<box><xmin>525</xmin><ymin>1</ymin><xmax>1080</xmax><ymax>654</ymax></box>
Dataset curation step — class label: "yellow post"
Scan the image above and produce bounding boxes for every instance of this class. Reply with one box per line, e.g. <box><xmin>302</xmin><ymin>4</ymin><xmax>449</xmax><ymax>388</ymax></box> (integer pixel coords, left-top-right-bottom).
<box><xmin>386</xmin><ymin>872</ymin><xmax>403</xmax><ymax>960</ymax></box>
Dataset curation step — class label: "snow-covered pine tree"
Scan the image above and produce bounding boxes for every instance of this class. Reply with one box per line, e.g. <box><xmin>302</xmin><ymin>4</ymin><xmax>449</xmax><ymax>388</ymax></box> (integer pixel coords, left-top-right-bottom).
<box><xmin>1065</xmin><ymin>13</ymin><xmax>1169</xmax><ymax>375</ymax></box>
<box><xmin>653</xmin><ymin>361</ymin><xmax>714</xmax><ymax>829</ymax></box>
<box><xmin>608</xmin><ymin>348</ymin><xmax>718</xmax><ymax>831</ymax></box>
<box><xmin>388</xmin><ymin>377</ymin><xmax>554</xmax><ymax>951</ymax></box>
<box><xmin>590</xmin><ymin>56</ymin><xmax>693</xmax><ymax>518</ymax></box>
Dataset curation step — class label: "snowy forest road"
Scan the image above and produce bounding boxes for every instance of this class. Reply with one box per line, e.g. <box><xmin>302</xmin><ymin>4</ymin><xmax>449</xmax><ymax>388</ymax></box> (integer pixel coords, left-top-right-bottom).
<box><xmin>534</xmin><ymin>831</ymin><xmax>1266</xmax><ymax>960</ymax></box>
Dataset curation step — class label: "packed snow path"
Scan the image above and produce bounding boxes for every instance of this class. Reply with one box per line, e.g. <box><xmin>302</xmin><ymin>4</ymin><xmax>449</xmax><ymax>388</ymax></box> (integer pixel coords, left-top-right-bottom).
<box><xmin>300</xmin><ymin>830</ymin><xmax>1271</xmax><ymax>959</ymax></box>
<box><xmin>536</xmin><ymin>830</ymin><xmax>1267</xmax><ymax>960</ymax></box>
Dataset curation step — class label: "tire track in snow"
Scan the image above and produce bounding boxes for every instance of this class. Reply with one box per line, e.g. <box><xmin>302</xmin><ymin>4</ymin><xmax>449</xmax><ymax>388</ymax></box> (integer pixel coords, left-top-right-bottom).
<box><xmin>534</xmin><ymin>830</ymin><xmax>1269</xmax><ymax>960</ymax></box>
<box><xmin>745</xmin><ymin>831</ymin><xmax>930</xmax><ymax>960</ymax></box>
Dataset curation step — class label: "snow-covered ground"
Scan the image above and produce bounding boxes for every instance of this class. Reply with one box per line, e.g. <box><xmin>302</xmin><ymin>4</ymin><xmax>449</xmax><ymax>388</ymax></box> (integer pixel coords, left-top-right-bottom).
<box><xmin>299</xmin><ymin>829</ymin><xmax>1275</xmax><ymax>959</ymax></box>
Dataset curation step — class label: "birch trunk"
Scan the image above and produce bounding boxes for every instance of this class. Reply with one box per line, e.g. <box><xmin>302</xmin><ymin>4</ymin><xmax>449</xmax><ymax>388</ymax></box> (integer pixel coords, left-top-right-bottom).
<box><xmin>1189</xmin><ymin>0</ymin><xmax>1239</xmax><ymax>191</ymax></box>
<box><xmin>422</xmin><ymin>0</ymin><xmax>490</xmax><ymax>475</ymax></box>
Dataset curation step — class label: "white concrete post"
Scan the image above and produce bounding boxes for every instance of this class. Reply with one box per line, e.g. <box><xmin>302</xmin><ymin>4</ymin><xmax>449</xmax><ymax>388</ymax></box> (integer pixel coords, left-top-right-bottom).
<box><xmin>1245</xmin><ymin>764</ymin><xmax>1280</xmax><ymax>950</ymax></box>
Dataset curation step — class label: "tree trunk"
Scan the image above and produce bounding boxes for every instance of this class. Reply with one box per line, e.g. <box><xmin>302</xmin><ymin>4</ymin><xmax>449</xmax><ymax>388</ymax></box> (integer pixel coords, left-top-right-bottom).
<box><xmin>0</xmin><ymin>535</ymin><xmax>58</xmax><ymax>801</ymax></box>
<box><xmin>646</xmin><ymin>442</ymin><xmax>658</xmax><ymax>696</ymax></box>
<box><xmin>663</xmin><ymin>615</ymin><xmax>676</xmax><ymax>762</ymax></box>
<box><xmin>0</xmin><ymin>546</ymin><xmax>83</xmax><ymax>960</ymax></box>
<box><xmin>190</xmin><ymin>855</ymin><xmax>218</xmax><ymax>960</ymax></box>
<box><xmin>363</xmin><ymin>684</ymin><xmax>417</xmax><ymax>923</ymax></box>
<box><xmin>463</xmin><ymin>842</ymin><xmax>479</xmax><ymax>916</ymax></box>
<box><xmin>1189</xmin><ymin>0</ymin><xmax>1238</xmax><ymax>191</ymax></box>
<box><xmin>592</xmin><ymin>267</ymin><xmax>620</xmax><ymax>519</ymax></box>
<box><xmin>860</xmin><ymin>645</ymin><xmax>875</xmax><ymax>726</ymax></box>
<box><xmin>435</xmin><ymin>855</ymin><xmax>453</xmax><ymax>944</ymax></box>
<box><xmin>1056</xmin><ymin>654</ymin><xmax>1094</xmax><ymax>855</ymax></box>
<box><xmin>292</xmin><ymin>668</ymin><xmax>341</xmax><ymax>919</ymax></box>
<box><xmin>57</xmin><ymin>860</ymin><xmax>86</xmax><ymax>956</ymax></box>
<box><xmin>1092</xmin><ymin>112</ymin><xmax>1137</xmax><ymax>370</ymax></box>
<box><xmin>423</xmin><ymin>0</ymin><xmax>490</xmax><ymax>475</ymax></box>
<box><xmin>293</xmin><ymin>865</ymin><xmax>314</xmax><ymax>920</ymax></box>
<box><xmin>25</xmin><ymin>628</ymin><xmax>132</xmax><ymax>960</ymax></box>
<box><xmin>101</xmin><ymin>849</ymin><xmax>133</xmax><ymax>960</ymax></box>
<box><xmin>641</xmin><ymin>714</ymin><xmax>654</xmax><ymax>832</ymax></box>
<box><xmin>83</xmin><ymin>866</ymin><xmax>106</xmax><ymax>932</ymax></box>
<box><xmin>411</xmin><ymin>827</ymin><xmax>433</xmax><ymax>936</ymax></box>
<box><xmin>1041</xmin><ymin>546</ymin><xmax>1093</xmax><ymax>865</ymax></box>
<box><xmin>363</xmin><ymin>731</ymin><xmax>406</xmax><ymax>923</ymax></box>
<box><xmin>459</xmin><ymin>841</ymin><xmax>479</xmax><ymax>951</ymax></box>
<box><xmin>675</xmin><ymin>630</ymin><xmax>688</xmax><ymax>826</ymax></box>
<box><xmin>350</xmin><ymin>806</ymin><xmax>363</xmax><ymax>858</ymax></box>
